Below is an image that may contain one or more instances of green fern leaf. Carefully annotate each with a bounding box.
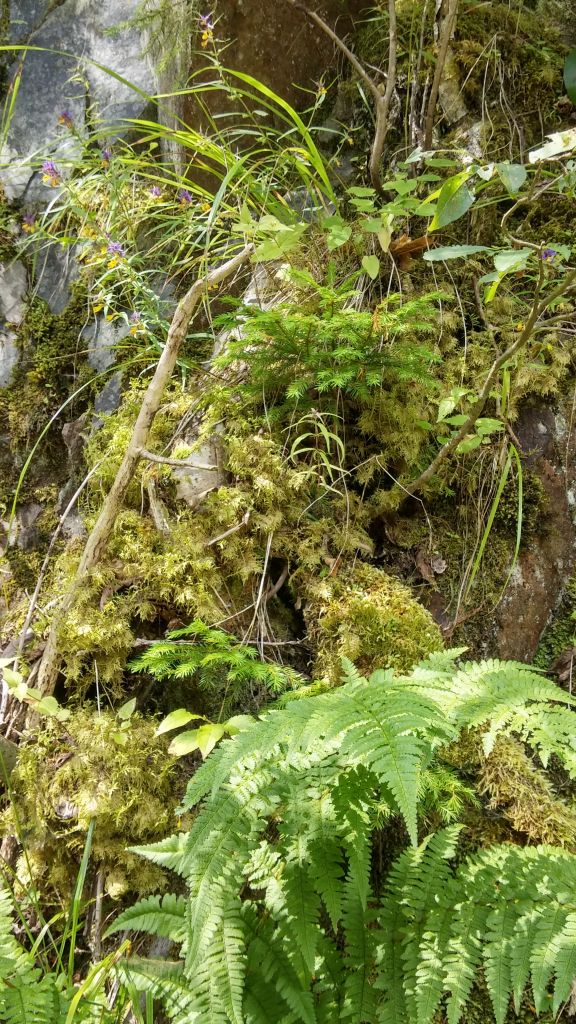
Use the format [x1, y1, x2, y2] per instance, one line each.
[105, 893, 187, 941]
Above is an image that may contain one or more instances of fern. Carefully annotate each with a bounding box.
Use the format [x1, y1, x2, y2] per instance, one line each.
[117, 652, 576, 1023]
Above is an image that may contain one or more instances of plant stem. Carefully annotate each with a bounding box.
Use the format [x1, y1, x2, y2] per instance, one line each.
[423, 0, 459, 150]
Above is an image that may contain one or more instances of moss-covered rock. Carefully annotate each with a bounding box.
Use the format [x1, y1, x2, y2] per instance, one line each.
[305, 562, 443, 682]
[2, 708, 181, 902]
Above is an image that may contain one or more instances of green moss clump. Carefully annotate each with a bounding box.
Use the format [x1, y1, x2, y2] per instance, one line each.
[3, 708, 181, 902]
[305, 562, 443, 682]
[533, 578, 576, 670]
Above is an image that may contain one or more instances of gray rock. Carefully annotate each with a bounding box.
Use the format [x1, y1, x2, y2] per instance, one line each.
[33, 242, 79, 314]
[4, 0, 157, 200]
[0, 260, 27, 386]
[0, 331, 19, 387]
[83, 316, 129, 372]
[173, 438, 226, 507]
[94, 370, 123, 414]
[0, 260, 27, 325]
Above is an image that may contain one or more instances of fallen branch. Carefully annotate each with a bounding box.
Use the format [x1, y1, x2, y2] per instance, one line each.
[35, 244, 254, 696]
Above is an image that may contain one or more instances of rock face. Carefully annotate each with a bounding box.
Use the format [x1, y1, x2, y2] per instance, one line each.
[0, 261, 27, 387]
[4, 0, 158, 200]
[496, 402, 576, 662]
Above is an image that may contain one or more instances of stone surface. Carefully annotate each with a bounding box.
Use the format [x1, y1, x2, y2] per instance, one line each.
[33, 242, 79, 314]
[84, 316, 129, 372]
[4, 0, 157, 200]
[0, 260, 28, 387]
[496, 403, 576, 662]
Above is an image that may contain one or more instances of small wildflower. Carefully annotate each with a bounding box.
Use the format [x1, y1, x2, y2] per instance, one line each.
[102, 148, 112, 169]
[516, 322, 525, 332]
[41, 160, 60, 187]
[199, 13, 214, 47]
[129, 311, 147, 336]
[149, 185, 162, 199]
[107, 240, 125, 257]
[200, 200, 212, 213]
[540, 247, 557, 261]
[22, 212, 37, 234]
[178, 188, 193, 205]
[58, 110, 74, 129]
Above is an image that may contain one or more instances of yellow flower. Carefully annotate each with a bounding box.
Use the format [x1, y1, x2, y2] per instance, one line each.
[107, 257, 118, 269]
[201, 29, 213, 48]
[516, 322, 525, 332]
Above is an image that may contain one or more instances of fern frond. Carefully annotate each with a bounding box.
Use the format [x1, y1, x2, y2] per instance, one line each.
[105, 893, 187, 941]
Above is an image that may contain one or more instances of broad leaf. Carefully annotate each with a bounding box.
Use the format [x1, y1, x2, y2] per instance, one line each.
[362, 255, 380, 279]
[495, 162, 527, 193]
[429, 171, 475, 231]
[424, 244, 489, 262]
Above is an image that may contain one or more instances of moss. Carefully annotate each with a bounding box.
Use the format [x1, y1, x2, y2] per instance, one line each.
[0, 284, 97, 522]
[493, 469, 549, 538]
[533, 578, 576, 670]
[2, 708, 182, 903]
[479, 735, 576, 848]
[305, 562, 443, 682]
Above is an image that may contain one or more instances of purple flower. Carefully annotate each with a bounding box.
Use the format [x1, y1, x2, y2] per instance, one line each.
[22, 212, 36, 233]
[540, 247, 557, 261]
[199, 13, 214, 28]
[130, 310, 141, 322]
[149, 185, 162, 197]
[107, 240, 125, 257]
[102, 148, 112, 167]
[178, 188, 193, 205]
[58, 110, 74, 128]
[41, 160, 60, 186]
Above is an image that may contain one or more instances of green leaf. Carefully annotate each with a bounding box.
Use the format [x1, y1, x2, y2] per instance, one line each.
[437, 397, 457, 422]
[225, 714, 255, 734]
[424, 244, 489, 262]
[475, 417, 503, 436]
[495, 162, 527, 194]
[117, 697, 136, 720]
[493, 248, 531, 273]
[362, 255, 380, 279]
[348, 186, 377, 197]
[168, 729, 200, 756]
[564, 48, 576, 105]
[323, 217, 353, 251]
[429, 171, 475, 231]
[381, 178, 418, 195]
[195, 723, 226, 758]
[156, 709, 206, 735]
[456, 435, 483, 454]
